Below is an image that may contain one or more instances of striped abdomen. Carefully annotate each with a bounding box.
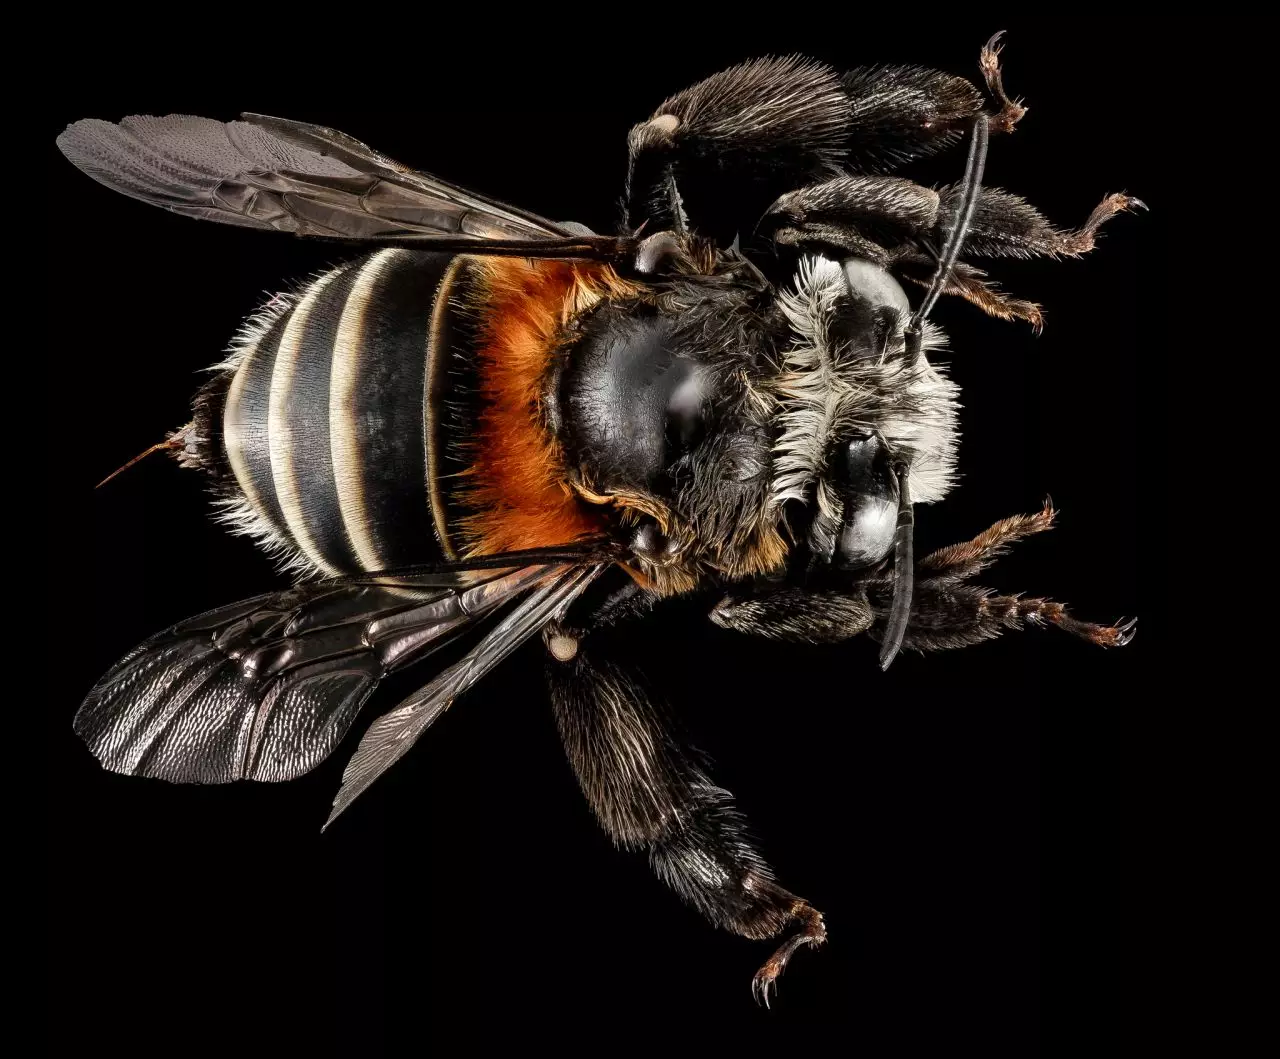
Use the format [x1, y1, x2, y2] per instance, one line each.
[218, 249, 457, 577]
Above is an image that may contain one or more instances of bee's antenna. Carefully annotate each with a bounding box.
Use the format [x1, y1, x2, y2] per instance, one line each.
[878, 465, 914, 670]
[883, 108, 991, 668]
[903, 113, 991, 359]
[96, 433, 185, 488]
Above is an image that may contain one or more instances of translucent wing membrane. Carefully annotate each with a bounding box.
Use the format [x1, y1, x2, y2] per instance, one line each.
[57, 112, 582, 245]
[75, 563, 576, 785]
[325, 563, 605, 825]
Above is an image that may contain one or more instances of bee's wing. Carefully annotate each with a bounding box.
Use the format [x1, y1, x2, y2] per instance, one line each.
[75, 561, 599, 787]
[57, 112, 604, 248]
[324, 563, 602, 825]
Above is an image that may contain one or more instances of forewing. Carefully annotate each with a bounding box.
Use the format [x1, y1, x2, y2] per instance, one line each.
[57, 112, 571, 242]
[325, 563, 605, 825]
[75, 566, 557, 784]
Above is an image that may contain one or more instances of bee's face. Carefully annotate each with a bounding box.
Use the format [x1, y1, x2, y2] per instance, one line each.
[768, 257, 962, 566]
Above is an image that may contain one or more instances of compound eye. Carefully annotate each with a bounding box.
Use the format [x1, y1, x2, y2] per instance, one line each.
[664, 368, 709, 460]
[833, 431, 899, 571]
[835, 495, 897, 570]
[838, 431, 882, 480]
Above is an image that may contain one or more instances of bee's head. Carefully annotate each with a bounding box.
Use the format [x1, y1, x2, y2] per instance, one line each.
[769, 256, 961, 569]
[553, 253, 957, 591]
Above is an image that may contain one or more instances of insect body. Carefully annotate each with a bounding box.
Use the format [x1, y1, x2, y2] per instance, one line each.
[201, 249, 630, 576]
[61, 38, 1140, 1000]
[217, 250, 454, 576]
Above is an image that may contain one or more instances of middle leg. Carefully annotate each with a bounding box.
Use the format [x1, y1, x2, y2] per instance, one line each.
[939, 185, 1147, 260]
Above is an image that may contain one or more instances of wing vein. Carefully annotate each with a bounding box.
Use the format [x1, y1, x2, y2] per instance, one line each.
[324, 564, 604, 827]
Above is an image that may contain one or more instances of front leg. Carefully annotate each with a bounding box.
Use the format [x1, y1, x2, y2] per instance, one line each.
[765, 179, 1141, 266]
[545, 634, 826, 1003]
[934, 185, 1146, 260]
[763, 176, 1140, 329]
[711, 503, 1136, 654]
[763, 175, 942, 263]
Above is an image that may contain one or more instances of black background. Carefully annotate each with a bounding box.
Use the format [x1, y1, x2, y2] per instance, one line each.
[46, 19, 1169, 1055]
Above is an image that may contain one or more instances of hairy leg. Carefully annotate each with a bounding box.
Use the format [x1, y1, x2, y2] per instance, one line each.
[917, 500, 1057, 581]
[838, 63, 988, 169]
[940, 186, 1146, 260]
[900, 260, 1045, 328]
[870, 582, 1137, 652]
[710, 502, 1133, 656]
[624, 51, 994, 238]
[711, 574, 1133, 655]
[763, 174, 940, 262]
[711, 586, 874, 643]
[761, 171, 1140, 331]
[545, 639, 826, 1002]
[763, 180, 1139, 325]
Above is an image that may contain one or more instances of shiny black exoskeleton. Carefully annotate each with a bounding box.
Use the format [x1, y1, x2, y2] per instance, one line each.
[59, 35, 1140, 1003]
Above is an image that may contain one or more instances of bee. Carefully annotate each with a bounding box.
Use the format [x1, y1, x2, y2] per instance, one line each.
[60, 35, 1141, 1001]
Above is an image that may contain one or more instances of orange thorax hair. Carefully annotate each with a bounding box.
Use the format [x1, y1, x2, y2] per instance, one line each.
[458, 256, 641, 557]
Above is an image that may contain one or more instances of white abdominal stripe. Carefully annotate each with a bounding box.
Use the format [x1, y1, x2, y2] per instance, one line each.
[216, 249, 450, 579]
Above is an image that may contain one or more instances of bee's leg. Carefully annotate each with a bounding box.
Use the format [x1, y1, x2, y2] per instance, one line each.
[545, 640, 826, 1002]
[760, 173, 1039, 326]
[624, 55, 860, 233]
[767, 181, 1140, 327]
[861, 504, 1134, 650]
[766, 179, 1142, 265]
[761, 175, 940, 262]
[584, 579, 660, 629]
[977, 30, 1028, 133]
[929, 186, 1147, 260]
[710, 587, 874, 644]
[892, 184, 1143, 326]
[715, 502, 1133, 653]
[868, 581, 1137, 652]
[903, 261, 1045, 330]
[916, 500, 1058, 581]
[626, 53, 994, 236]
[899, 183, 1144, 326]
[637, 30, 1026, 192]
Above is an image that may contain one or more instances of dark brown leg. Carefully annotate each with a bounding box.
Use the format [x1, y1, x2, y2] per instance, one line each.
[869, 582, 1137, 653]
[895, 182, 1144, 324]
[866, 503, 1135, 650]
[546, 641, 828, 1002]
[898, 259, 1045, 328]
[980, 31, 1029, 133]
[839, 64, 987, 168]
[751, 897, 828, 1006]
[711, 587, 874, 644]
[941, 186, 1147, 260]
[762, 174, 941, 262]
[917, 499, 1057, 581]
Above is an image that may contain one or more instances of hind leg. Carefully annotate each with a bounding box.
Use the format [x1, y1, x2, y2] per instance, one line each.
[545, 633, 827, 1004]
